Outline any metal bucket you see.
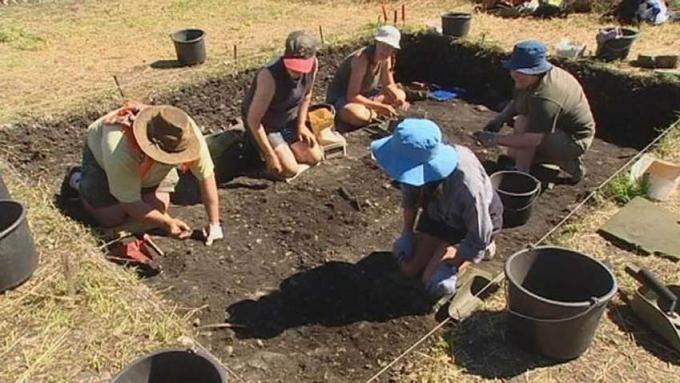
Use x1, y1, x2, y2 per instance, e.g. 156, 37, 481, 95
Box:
170, 29, 207, 66
505, 246, 617, 360
0, 199, 38, 292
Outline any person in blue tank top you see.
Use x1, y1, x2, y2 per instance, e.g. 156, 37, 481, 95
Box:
242, 31, 323, 179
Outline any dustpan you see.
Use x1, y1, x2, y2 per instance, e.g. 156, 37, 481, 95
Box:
626, 265, 680, 352
447, 263, 502, 321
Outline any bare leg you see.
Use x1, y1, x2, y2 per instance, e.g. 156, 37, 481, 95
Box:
510, 115, 536, 172
273, 142, 306, 178
401, 232, 446, 278
290, 141, 323, 165
82, 190, 171, 228
421, 244, 472, 285
338, 103, 375, 128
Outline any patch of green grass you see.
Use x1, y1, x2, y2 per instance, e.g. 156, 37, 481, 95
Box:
654, 120, 680, 159
0, 24, 45, 51
602, 173, 650, 205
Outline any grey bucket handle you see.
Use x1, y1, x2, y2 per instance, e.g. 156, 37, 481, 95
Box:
506, 296, 603, 324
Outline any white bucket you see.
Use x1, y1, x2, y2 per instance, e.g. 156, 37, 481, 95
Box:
630, 155, 680, 201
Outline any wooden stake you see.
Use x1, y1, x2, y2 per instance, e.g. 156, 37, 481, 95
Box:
402, 3, 406, 24
112, 75, 125, 98
393, 9, 397, 25
233, 44, 238, 62
382, 3, 388, 23
318, 25, 325, 45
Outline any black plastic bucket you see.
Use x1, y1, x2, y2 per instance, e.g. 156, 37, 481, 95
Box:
0, 170, 10, 199
0, 200, 38, 292
490, 171, 540, 228
171, 29, 207, 66
596, 27, 639, 62
441, 12, 471, 38
505, 247, 617, 360
112, 348, 227, 383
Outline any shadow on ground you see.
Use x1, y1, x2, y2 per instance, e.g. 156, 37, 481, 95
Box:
149, 59, 184, 69
608, 301, 680, 365
225, 251, 432, 339
448, 310, 561, 379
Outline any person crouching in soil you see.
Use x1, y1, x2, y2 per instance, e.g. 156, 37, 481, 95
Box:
62, 102, 224, 245
371, 119, 503, 299
241, 31, 323, 180
475, 40, 595, 185
325, 25, 409, 128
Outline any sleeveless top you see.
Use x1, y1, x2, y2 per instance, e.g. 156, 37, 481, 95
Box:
242, 57, 316, 132
325, 45, 387, 104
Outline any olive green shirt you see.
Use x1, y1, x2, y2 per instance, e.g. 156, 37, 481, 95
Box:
514, 66, 595, 150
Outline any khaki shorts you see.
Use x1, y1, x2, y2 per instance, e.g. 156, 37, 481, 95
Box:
536, 130, 587, 164
79, 145, 178, 208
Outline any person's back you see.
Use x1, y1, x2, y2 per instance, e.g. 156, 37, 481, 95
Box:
529, 66, 595, 147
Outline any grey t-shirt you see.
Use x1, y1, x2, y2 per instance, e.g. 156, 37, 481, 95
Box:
402, 145, 502, 261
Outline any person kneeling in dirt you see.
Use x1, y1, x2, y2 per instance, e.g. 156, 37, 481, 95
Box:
242, 31, 323, 180
325, 25, 409, 128
475, 40, 595, 184
63, 102, 223, 245
371, 119, 502, 299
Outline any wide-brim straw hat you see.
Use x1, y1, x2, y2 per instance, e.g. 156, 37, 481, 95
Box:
133, 105, 201, 165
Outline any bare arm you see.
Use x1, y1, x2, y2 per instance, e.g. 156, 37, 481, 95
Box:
402, 207, 418, 235
246, 69, 277, 159
199, 172, 220, 225
120, 201, 174, 230
297, 60, 317, 132
381, 55, 400, 98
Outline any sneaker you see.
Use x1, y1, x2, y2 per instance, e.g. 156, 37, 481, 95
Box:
561, 158, 586, 185
60, 165, 81, 201
483, 241, 496, 261
426, 263, 458, 299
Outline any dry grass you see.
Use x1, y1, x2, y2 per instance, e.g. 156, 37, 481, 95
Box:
393, 122, 680, 382
0, 162, 199, 382
424, 3, 680, 73
0, 0, 459, 123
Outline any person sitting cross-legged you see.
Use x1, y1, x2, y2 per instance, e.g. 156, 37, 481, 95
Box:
325, 25, 409, 128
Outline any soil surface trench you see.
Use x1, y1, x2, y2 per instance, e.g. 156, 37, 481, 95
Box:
0, 46, 638, 382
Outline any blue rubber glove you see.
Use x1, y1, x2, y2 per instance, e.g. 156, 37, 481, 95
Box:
392, 233, 414, 263
426, 263, 458, 298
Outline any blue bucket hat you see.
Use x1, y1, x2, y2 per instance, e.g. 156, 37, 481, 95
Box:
502, 40, 553, 75
370, 119, 458, 187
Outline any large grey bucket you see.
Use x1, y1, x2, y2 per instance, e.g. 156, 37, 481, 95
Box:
112, 348, 228, 383
505, 246, 617, 360
0, 200, 38, 292
171, 29, 207, 66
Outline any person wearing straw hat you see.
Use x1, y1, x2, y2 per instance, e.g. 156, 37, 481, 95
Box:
475, 40, 595, 184
242, 31, 323, 180
326, 25, 409, 128
371, 119, 503, 299
62, 102, 223, 245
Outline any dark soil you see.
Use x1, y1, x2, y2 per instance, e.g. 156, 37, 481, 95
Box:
0, 41, 639, 382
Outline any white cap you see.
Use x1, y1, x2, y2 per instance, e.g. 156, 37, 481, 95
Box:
374, 25, 401, 50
